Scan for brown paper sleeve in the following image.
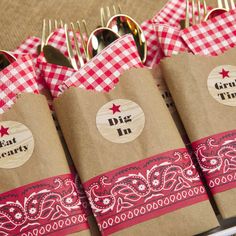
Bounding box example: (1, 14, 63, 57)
(0, 93, 70, 191)
(0, 93, 92, 236)
(160, 47, 236, 219)
(54, 68, 219, 235)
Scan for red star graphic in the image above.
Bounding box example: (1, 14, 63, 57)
(219, 68, 229, 79)
(109, 104, 121, 114)
(0, 125, 9, 137)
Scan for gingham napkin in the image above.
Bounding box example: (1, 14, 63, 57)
(12, 29, 88, 96)
(14, 36, 40, 58)
(153, 0, 236, 57)
(141, 19, 163, 67)
(46, 25, 158, 67)
(152, 0, 190, 56)
(181, 8, 236, 55)
(13, 28, 143, 96)
(0, 54, 39, 114)
(40, 63, 74, 98)
(41, 34, 143, 98)
(13, 37, 47, 92)
(12, 18, 159, 68)
(36, 26, 157, 98)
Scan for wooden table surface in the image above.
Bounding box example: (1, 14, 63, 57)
(0, 0, 217, 50)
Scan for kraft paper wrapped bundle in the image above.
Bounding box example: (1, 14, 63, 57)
(39, 34, 144, 236)
(160, 47, 236, 219)
(0, 56, 92, 236)
(54, 68, 219, 235)
(0, 93, 92, 236)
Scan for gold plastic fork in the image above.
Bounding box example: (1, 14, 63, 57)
(65, 21, 89, 70)
(217, 0, 235, 10)
(41, 19, 64, 52)
(76, 20, 90, 61)
(100, 5, 121, 27)
(185, 0, 207, 28)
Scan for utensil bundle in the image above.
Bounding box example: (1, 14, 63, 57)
(182, 0, 235, 28)
(40, 5, 147, 72)
(1, 1, 236, 236)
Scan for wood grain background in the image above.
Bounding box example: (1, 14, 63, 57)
(0, 0, 217, 50)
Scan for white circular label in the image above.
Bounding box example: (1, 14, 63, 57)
(96, 99, 145, 143)
(207, 65, 236, 106)
(0, 121, 34, 169)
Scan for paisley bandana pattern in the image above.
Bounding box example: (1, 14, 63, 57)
(84, 148, 208, 235)
(192, 130, 236, 194)
(0, 174, 89, 236)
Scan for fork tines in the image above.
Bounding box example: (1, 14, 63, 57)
(65, 23, 79, 70)
(218, 0, 235, 10)
(65, 21, 89, 70)
(230, 0, 236, 9)
(185, 0, 207, 28)
(41, 19, 64, 51)
(100, 5, 121, 27)
(76, 20, 89, 61)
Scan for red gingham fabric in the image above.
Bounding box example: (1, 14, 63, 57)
(13, 28, 86, 93)
(10, 28, 145, 100)
(181, 8, 236, 55)
(40, 34, 143, 97)
(40, 62, 75, 98)
(157, 23, 188, 56)
(60, 34, 143, 93)
(36, 28, 88, 93)
(0, 54, 39, 114)
(153, 0, 219, 57)
(152, 0, 190, 57)
(153, 0, 236, 57)
(13, 20, 159, 69)
(154, 0, 186, 26)
(13, 37, 46, 92)
(14, 36, 40, 58)
(141, 19, 163, 67)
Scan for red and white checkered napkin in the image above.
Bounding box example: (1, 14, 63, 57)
(41, 34, 143, 98)
(12, 37, 48, 93)
(44, 25, 159, 67)
(12, 29, 81, 93)
(25, 28, 88, 94)
(152, 0, 189, 56)
(141, 19, 163, 67)
(40, 62, 74, 98)
(153, 0, 236, 57)
(14, 36, 40, 58)
(181, 8, 236, 55)
(12, 19, 160, 68)
(0, 54, 39, 114)
(44, 24, 161, 67)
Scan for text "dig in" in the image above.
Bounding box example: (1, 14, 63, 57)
(108, 116, 132, 136)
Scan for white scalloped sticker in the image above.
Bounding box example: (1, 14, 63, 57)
(0, 121, 34, 169)
(207, 65, 236, 106)
(96, 99, 145, 143)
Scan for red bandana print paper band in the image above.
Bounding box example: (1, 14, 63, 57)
(192, 130, 236, 195)
(84, 148, 208, 235)
(0, 174, 89, 236)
